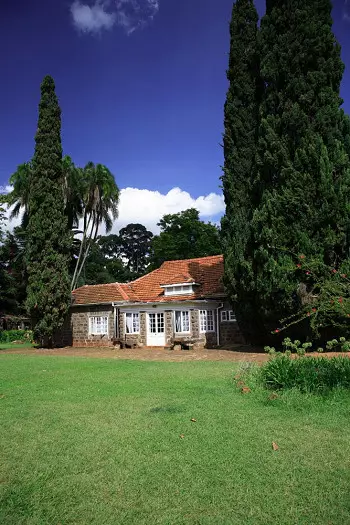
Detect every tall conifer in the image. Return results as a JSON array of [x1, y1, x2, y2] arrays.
[[26, 76, 71, 346], [221, 0, 261, 339], [248, 0, 350, 339]]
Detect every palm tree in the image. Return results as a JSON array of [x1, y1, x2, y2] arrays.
[[71, 162, 120, 290], [62, 155, 84, 230], [7, 162, 32, 227]]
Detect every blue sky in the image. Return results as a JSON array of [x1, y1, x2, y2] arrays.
[[1, 0, 350, 232]]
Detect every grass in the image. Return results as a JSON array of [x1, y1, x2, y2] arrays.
[[0, 356, 350, 525], [0, 343, 34, 350]]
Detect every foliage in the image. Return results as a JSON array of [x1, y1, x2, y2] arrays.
[[222, 0, 350, 344], [271, 256, 350, 340], [26, 76, 71, 346], [221, 0, 261, 341], [81, 241, 133, 285], [150, 208, 221, 269], [71, 162, 120, 290], [7, 162, 32, 228], [260, 354, 350, 392], [118, 223, 153, 276], [0, 227, 27, 313], [265, 336, 350, 356], [0, 195, 18, 312], [0, 329, 32, 343]]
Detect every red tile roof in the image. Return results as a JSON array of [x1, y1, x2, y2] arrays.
[[72, 255, 225, 305]]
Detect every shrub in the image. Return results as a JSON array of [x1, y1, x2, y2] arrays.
[[264, 337, 350, 354], [0, 330, 33, 343], [260, 354, 350, 392]]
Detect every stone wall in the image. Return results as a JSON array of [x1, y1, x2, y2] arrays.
[[67, 300, 245, 349], [71, 305, 114, 347], [219, 301, 245, 346], [118, 310, 146, 347]]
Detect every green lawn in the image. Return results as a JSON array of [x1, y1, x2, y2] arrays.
[[0, 356, 349, 525], [0, 343, 34, 350]]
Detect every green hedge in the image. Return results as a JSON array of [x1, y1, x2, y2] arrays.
[[0, 330, 33, 343], [260, 355, 350, 392]]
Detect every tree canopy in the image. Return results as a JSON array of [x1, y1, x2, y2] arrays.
[[222, 0, 350, 343], [150, 208, 221, 269], [26, 76, 71, 346]]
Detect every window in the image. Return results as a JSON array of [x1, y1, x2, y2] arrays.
[[221, 310, 236, 322], [125, 312, 140, 334], [174, 311, 190, 333], [149, 313, 164, 333], [199, 310, 214, 333], [164, 284, 194, 296], [89, 316, 108, 335]]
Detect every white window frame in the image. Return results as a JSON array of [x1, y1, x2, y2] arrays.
[[89, 316, 109, 336], [221, 310, 236, 322], [174, 310, 190, 334], [199, 310, 215, 333], [125, 312, 140, 334], [163, 284, 194, 296]]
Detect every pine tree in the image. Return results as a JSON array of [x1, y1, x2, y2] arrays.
[[247, 0, 350, 340], [26, 76, 71, 346], [221, 0, 261, 339]]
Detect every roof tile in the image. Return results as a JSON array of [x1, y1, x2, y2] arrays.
[[72, 255, 225, 305]]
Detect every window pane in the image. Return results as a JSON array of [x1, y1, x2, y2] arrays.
[[175, 311, 182, 332], [182, 311, 189, 332], [90, 316, 108, 335], [157, 313, 164, 333]]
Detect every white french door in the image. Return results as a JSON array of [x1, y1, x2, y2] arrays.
[[147, 312, 165, 346]]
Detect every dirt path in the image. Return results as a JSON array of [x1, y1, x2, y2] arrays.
[[1, 346, 349, 363]]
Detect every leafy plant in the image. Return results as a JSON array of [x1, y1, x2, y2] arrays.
[[0, 330, 32, 343], [260, 355, 350, 392]]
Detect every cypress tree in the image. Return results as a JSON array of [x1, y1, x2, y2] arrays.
[[26, 76, 71, 346], [247, 0, 350, 340], [221, 0, 261, 339]]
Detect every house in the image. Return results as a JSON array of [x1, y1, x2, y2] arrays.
[[67, 255, 244, 349]]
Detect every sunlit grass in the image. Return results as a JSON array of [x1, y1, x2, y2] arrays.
[[0, 355, 349, 524]]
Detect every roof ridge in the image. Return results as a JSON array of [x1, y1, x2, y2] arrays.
[[72, 282, 123, 293], [161, 254, 223, 265]]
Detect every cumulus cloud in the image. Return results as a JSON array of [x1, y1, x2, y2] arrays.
[[0, 185, 12, 194], [70, 0, 160, 35], [70, 1, 116, 33], [4, 186, 224, 235], [111, 187, 224, 233]]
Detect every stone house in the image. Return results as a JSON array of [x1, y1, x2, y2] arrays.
[[69, 255, 244, 349]]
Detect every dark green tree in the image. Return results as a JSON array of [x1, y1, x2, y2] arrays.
[[150, 209, 221, 269], [26, 76, 71, 346], [0, 227, 27, 314], [81, 241, 132, 285], [238, 0, 350, 341], [118, 223, 153, 277], [221, 0, 261, 339]]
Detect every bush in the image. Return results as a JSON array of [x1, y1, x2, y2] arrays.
[[264, 337, 350, 355], [260, 354, 350, 392], [0, 330, 33, 343]]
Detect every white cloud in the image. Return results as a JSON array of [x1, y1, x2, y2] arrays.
[[0, 185, 12, 194], [5, 186, 225, 235], [70, 0, 160, 35], [112, 187, 224, 233], [70, 1, 116, 33]]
